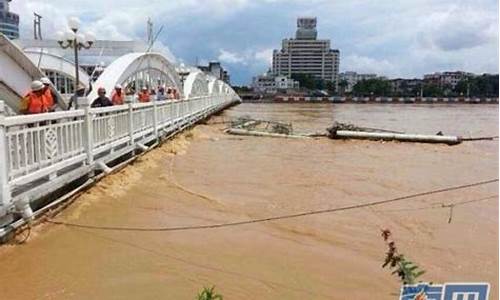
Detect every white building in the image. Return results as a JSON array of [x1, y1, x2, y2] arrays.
[[423, 71, 474, 89], [252, 72, 299, 94], [272, 17, 340, 87], [197, 61, 230, 84], [339, 71, 378, 92]]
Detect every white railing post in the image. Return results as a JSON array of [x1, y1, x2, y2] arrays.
[[78, 97, 94, 167], [126, 96, 134, 146], [0, 101, 12, 215], [153, 100, 158, 138]]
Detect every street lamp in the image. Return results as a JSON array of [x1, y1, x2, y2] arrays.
[[56, 17, 95, 109], [177, 63, 190, 86]]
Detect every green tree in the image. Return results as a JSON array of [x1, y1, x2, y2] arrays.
[[422, 83, 444, 97], [338, 79, 348, 95], [325, 81, 336, 95], [472, 74, 499, 97], [291, 73, 316, 90], [352, 78, 391, 96], [454, 79, 470, 96]]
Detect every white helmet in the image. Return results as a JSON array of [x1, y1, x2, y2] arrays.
[[31, 80, 44, 91], [40, 77, 51, 85], [115, 84, 122, 89], [142, 86, 148, 90]]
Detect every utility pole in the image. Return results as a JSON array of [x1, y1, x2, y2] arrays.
[[33, 13, 42, 40], [147, 18, 153, 47]]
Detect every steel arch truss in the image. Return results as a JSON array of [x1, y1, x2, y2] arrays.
[[89, 52, 182, 102]]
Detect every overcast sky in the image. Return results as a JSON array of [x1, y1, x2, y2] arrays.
[[11, 0, 499, 85]]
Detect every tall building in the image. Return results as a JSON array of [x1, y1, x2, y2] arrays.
[[272, 17, 340, 87], [0, 0, 19, 39], [197, 61, 230, 84]]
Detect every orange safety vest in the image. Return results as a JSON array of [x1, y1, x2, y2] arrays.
[[43, 88, 54, 108], [138, 91, 150, 102], [111, 91, 125, 105], [22, 91, 47, 114]]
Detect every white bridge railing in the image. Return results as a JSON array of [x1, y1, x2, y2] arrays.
[[0, 94, 239, 228]]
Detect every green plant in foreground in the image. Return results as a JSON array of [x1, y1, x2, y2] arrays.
[[381, 229, 426, 285], [197, 286, 223, 300]]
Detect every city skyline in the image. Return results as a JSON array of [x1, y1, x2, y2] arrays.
[[9, 0, 500, 85]]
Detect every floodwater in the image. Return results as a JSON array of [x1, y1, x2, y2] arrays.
[[0, 103, 498, 300]]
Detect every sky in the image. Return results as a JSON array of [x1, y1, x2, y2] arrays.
[[10, 0, 500, 85]]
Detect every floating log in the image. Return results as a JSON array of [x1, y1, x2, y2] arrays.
[[225, 128, 309, 139], [330, 130, 462, 145]]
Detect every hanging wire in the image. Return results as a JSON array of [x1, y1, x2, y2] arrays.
[[46, 178, 498, 232]]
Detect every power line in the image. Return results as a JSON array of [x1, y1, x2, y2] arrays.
[[47, 178, 499, 232], [376, 194, 498, 212]]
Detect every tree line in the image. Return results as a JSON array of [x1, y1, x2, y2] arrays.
[[347, 74, 499, 97]]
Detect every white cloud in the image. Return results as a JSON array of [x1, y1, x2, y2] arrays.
[[218, 49, 247, 64], [342, 55, 400, 77], [217, 47, 275, 67], [9, 0, 499, 84], [254, 48, 273, 65]]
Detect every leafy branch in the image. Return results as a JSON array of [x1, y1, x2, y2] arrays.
[[381, 229, 426, 285], [197, 286, 223, 300]]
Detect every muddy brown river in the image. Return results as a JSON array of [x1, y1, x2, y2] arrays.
[[0, 103, 498, 299]]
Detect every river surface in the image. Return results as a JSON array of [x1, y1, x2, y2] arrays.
[[0, 103, 498, 299]]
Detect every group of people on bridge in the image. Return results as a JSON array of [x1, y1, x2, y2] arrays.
[[91, 84, 181, 108], [20, 78, 58, 114], [21, 79, 181, 114]]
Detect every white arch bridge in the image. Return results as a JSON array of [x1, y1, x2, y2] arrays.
[[0, 35, 241, 235]]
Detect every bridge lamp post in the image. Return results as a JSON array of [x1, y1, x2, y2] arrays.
[[56, 17, 95, 109], [177, 63, 190, 87]]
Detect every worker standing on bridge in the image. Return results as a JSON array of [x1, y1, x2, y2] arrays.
[[91, 87, 113, 108], [138, 86, 150, 102], [20, 80, 48, 114], [166, 87, 173, 100], [156, 85, 165, 101], [40, 77, 57, 112], [68, 84, 86, 109], [111, 84, 125, 105], [173, 88, 179, 99]]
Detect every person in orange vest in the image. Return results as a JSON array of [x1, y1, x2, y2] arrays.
[[20, 80, 48, 114], [166, 87, 173, 100], [138, 86, 150, 102], [111, 84, 125, 105], [40, 77, 57, 111]]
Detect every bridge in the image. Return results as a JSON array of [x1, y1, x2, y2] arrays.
[[0, 33, 240, 237]]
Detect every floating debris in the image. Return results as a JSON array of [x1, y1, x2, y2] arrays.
[[230, 116, 293, 135], [327, 122, 461, 145]]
